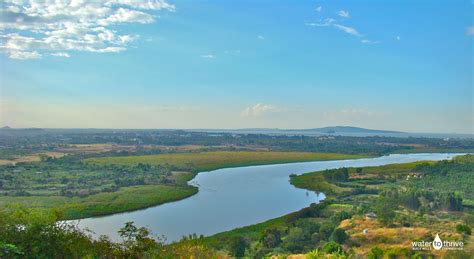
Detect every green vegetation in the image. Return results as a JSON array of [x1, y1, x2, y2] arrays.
[[86, 151, 368, 172], [3, 128, 473, 157], [0, 184, 196, 219], [1, 127, 472, 258], [0, 156, 197, 219], [200, 154, 474, 257], [0, 206, 223, 258], [0, 151, 366, 219]]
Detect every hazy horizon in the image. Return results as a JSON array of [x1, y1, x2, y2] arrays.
[[1, 1, 473, 134], [2, 124, 473, 135]]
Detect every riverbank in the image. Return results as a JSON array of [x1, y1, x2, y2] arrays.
[[202, 154, 473, 258], [85, 151, 371, 172], [0, 171, 198, 220], [1, 151, 368, 220]]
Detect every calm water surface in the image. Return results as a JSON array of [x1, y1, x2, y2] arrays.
[[72, 153, 459, 242]]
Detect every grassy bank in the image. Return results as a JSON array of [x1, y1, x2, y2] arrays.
[[85, 151, 370, 172], [0, 183, 197, 220], [202, 155, 474, 258]]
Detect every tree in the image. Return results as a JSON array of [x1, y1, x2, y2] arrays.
[[330, 228, 348, 244], [260, 228, 282, 248], [229, 236, 247, 257], [282, 227, 306, 253], [375, 196, 396, 225], [319, 223, 335, 240]]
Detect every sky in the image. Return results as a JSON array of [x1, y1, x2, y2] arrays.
[[0, 0, 473, 133]]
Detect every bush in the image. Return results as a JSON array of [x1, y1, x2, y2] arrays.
[[260, 228, 282, 248], [367, 246, 384, 259], [322, 241, 342, 254], [319, 223, 335, 240], [229, 236, 248, 257], [375, 196, 396, 225], [282, 227, 306, 253], [456, 224, 471, 235], [330, 228, 349, 244]]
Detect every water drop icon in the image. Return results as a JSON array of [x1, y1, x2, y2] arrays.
[[432, 233, 443, 250]]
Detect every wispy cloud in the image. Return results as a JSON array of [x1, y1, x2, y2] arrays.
[[241, 103, 280, 117], [396, 35, 401, 41], [306, 19, 361, 37], [337, 10, 350, 18], [51, 52, 70, 58], [257, 35, 265, 40], [0, 0, 174, 60], [315, 6, 322, 12], [361, 39, 380, 44], [306, 10, 384, 43], [467, 26, 474, 36], [333, 24, 361, 37], [201, 54, 215, 59]]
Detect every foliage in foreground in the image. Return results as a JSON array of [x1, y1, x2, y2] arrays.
[[0, 206, 222, 258]]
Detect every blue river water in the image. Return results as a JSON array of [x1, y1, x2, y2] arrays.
[[71, 153, 460, 242]]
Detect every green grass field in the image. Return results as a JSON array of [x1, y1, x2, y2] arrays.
[[0, 184, 197, 220], [86, 151, 370, 172]]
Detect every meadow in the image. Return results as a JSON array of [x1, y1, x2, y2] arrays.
[[86, 151, 369, 172], [0, 184, 197, 220]]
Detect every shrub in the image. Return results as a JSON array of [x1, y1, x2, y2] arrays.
[[330, 228, 349, 244], [260, 228, 282, 248], [228, 236, 248, 257], [319, 223, 335, 240], [367, 246, 384, 259], [456, 224, 471, 235], [322, 241, 342, 254]]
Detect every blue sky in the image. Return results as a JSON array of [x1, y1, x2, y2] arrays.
[[1, 0, 473, 133]]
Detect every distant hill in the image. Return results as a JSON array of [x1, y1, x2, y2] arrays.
[[304, 126, 403, 134], [191, 127, 473, 138], [0, 126, 471, 139], [193, 126, 405, 136]]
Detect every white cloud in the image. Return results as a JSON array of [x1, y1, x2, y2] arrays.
[[315, 6, 322, 12], [361, 39, 380, 44], [241, 103, 280, 117], [0, 0, 174, 60], [97, 8, 155, 25], [107, 0, 175, 11], [257, 35, 265, 40], [51, 52, 70, 58], [467, 26, 474, 36], [333, 24, 361, 37], [396, 35, 401, 40], [337, 10, 350, 18], [306, 19, 361, 37], [201, 54, 215, 59], [8, 50, 41, 60]]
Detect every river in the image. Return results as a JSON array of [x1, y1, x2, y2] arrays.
[[71, 153, 459, 242]]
